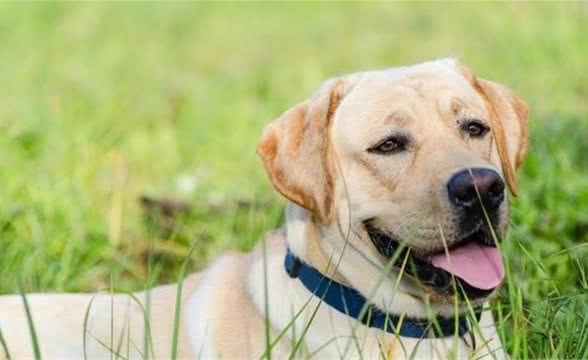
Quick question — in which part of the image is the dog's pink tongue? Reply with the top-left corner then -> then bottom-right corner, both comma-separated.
430,242 -> 504,290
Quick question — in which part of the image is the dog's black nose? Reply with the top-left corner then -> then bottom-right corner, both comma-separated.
447,168 -> 505,211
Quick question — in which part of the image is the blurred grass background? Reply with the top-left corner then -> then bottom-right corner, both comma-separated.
0,2 -> 586,358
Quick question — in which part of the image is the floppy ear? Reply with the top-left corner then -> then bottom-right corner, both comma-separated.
256,78 -> 356,223
458,64 -> 529,196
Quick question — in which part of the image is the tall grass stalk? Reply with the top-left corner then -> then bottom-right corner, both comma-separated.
0,326 -> 11,360
170,240 -> 199,359
17,279 -> 41,360
83,296 -> 97,360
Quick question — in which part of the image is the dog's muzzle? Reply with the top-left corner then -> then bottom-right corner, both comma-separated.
365,222 -> 504,300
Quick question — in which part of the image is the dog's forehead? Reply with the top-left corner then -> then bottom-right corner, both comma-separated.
333,60 -> 486,144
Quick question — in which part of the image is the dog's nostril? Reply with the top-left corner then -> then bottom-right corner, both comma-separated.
489,178 -> 505,197
455,185 -> 476,204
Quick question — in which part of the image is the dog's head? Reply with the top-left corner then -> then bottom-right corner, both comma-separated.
257,59 -> 528,306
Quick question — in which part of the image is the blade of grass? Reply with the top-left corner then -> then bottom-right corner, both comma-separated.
87,332 -> 129,360
287,253 -> 341,359
386,312 -> 405,359
118,289 -> 153,360
17,278 -> 41,360
305,336 -> 340,359
85,288 -> 153,359
114,302 -> 130,360
258,295 -> 314,359
0,325 -> 11,360
340,292 -> 364,360
170,240 -> 199,359
288,295 -> 324,360
465,170 -> 506,359
83,296 -> 98,360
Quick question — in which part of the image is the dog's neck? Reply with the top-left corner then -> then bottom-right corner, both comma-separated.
285,203 -> 350,286
284,202 -> 474,318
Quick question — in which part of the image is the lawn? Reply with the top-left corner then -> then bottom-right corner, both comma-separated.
0,2 -> 587,358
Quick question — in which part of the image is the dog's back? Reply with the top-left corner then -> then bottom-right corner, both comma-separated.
0,273 -> 202,359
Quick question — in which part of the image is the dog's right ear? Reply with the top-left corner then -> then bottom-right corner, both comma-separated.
257,77 -> 357,224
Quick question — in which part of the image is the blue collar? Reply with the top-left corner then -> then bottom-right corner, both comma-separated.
284,248 -> 481,338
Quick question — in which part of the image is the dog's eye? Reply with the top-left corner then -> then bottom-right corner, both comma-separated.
368,135 -> 408,154
462,120 -> 489,138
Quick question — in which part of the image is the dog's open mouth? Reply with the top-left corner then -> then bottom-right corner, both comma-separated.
365,222 -> 504,299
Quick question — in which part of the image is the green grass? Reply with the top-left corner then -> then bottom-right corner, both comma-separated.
0,2 -> 586,358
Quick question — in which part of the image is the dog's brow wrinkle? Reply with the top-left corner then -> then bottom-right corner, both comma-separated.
384,109 -> 411,126
450,98 -> 465,115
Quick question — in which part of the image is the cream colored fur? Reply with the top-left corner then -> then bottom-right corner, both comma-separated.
0,59 -> 527,359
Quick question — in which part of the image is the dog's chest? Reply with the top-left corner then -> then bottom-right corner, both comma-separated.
296,316 -> 478,359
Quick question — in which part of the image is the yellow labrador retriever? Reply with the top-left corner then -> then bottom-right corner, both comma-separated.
0,59 -> 527,359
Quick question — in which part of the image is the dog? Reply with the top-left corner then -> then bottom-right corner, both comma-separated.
0,58 -> 527,359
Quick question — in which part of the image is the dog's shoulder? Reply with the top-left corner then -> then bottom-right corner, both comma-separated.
184,228 -> 290,358
183,251 -> 264,357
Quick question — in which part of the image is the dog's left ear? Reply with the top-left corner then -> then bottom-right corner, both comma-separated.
457,63 -> 529,196
257,77 -> 357,223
